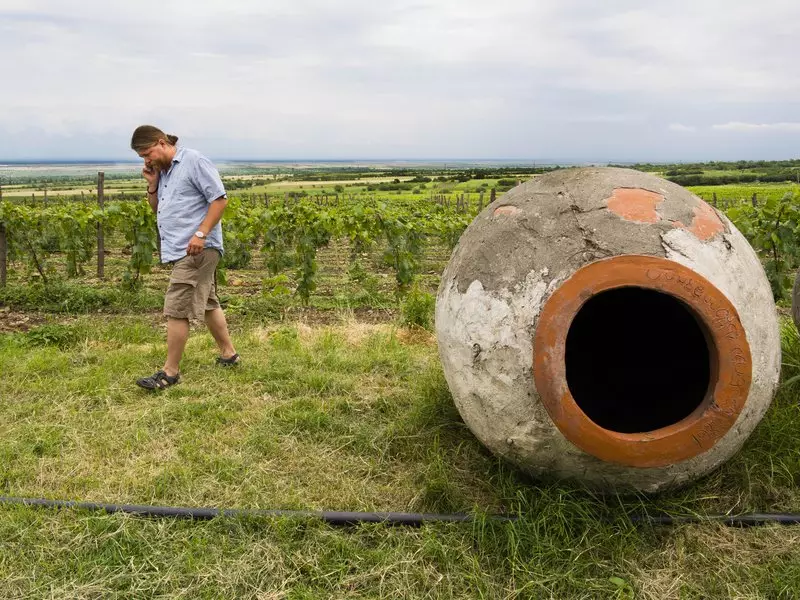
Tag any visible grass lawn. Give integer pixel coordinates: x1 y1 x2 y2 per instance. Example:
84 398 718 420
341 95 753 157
0 310 799 598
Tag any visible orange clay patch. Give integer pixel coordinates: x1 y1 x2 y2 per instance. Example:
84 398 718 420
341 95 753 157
671 203 724 240
493 205 520 216
687 202 724 240
606 188 664 224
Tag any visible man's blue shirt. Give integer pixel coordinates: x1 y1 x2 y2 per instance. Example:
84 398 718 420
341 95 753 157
156 146 226 263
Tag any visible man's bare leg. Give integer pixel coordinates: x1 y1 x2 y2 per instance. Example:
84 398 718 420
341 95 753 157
205 308 236 359
163 317 190 377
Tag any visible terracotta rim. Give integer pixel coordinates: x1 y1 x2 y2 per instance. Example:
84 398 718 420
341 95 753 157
532 255 752 468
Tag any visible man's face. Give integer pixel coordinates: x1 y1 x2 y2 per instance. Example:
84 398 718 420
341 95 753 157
137 140 170 172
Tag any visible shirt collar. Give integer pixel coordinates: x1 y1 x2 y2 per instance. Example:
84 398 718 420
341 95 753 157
164 146 184 175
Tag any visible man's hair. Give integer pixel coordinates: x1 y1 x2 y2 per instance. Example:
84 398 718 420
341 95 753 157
130 125 179 152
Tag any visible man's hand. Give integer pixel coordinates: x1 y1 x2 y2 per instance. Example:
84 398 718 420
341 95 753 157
142 164 159 190
187 235 205 256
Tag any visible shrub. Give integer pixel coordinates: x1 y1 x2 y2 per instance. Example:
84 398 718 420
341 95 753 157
25 323 81 349
401 283 435 330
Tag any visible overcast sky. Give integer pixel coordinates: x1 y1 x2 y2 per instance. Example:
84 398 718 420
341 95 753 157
1 0 799 162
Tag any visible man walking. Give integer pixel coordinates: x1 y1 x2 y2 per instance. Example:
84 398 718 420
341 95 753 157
131 125 239 390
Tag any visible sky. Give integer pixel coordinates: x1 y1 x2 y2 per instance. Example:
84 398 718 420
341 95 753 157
1 0 799 162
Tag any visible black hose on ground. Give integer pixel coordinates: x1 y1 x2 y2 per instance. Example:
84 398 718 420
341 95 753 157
0 496 514 526
2 496 800 527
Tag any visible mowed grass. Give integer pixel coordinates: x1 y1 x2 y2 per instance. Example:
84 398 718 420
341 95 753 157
0 315 799 597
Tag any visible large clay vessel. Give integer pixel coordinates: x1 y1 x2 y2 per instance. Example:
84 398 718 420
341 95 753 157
435 168 780 492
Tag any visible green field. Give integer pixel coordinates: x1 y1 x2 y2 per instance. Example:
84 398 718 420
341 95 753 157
1 162 800 598
688 183 799 207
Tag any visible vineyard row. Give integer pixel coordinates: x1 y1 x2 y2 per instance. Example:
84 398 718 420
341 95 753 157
0 197 475 302
0 190 797 302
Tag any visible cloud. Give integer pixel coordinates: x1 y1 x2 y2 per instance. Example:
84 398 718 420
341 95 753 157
669 124 696 133
712 122 800 132
1 1 799 160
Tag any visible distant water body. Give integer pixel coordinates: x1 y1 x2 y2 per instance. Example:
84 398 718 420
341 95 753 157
0 159 589 181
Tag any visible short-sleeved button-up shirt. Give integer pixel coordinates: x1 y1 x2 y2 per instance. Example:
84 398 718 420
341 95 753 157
156 146 226 263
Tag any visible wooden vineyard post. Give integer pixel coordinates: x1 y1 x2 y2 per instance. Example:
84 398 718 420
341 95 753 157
97 171 105 279
0 221 7 287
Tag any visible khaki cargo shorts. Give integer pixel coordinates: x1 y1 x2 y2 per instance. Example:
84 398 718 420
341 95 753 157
164 248 221 321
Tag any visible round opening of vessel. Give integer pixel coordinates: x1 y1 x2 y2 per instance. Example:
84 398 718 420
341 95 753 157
565 287 712 434
532 255 752 468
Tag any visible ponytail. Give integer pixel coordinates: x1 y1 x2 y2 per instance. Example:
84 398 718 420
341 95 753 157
131 125 179 152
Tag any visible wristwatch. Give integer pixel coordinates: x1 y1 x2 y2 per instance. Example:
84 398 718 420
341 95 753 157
194 231 206 239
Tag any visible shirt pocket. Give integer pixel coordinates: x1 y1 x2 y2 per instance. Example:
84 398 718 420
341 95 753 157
175 177 200 200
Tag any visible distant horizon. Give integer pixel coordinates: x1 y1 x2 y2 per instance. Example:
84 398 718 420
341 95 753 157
0 158 606 166
2 156 799 167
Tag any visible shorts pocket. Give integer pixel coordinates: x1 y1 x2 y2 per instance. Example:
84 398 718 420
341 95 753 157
168 277 197 287
165 279 199 319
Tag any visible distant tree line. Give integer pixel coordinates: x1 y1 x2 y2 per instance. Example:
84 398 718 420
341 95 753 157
610 160 800 187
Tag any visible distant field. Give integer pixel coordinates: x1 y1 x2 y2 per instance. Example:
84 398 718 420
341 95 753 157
688 183 800 206
0 174 513 199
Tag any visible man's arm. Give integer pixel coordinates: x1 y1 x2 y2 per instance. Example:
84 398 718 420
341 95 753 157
186 196 227 256
198 196 227 235
143 166 159 213
186 154 227 255
146 188 158 213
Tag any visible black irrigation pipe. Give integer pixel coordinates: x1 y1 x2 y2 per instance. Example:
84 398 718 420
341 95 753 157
2 496 800 527
0 497 513 526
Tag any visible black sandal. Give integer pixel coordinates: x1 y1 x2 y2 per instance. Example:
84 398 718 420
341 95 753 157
216 353 241 367
136 370 180 390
